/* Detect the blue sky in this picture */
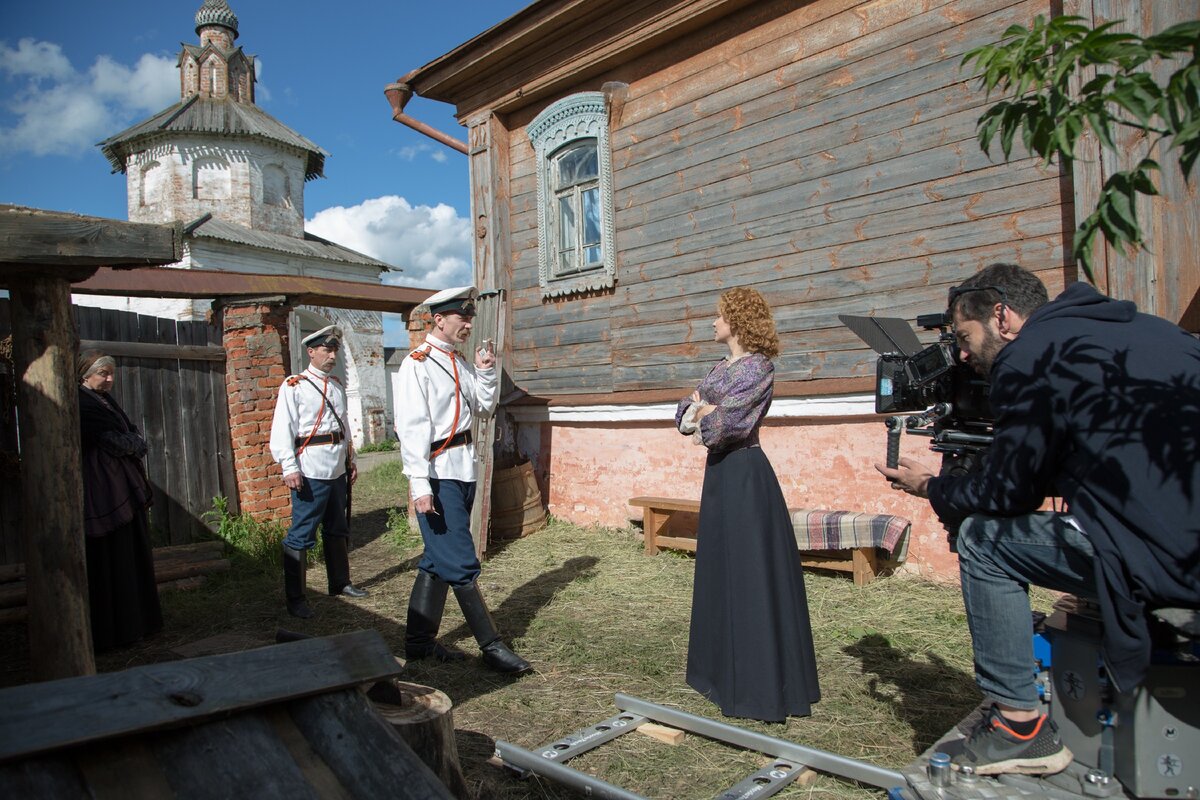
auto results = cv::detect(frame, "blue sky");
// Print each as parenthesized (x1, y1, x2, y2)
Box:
(0, 0, 530, 342)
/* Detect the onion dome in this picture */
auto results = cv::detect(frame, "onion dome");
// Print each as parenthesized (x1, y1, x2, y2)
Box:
(194, 0, 239, 39)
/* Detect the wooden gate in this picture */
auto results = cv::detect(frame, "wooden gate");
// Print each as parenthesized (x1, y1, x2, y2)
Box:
(0, 301, 236, 561)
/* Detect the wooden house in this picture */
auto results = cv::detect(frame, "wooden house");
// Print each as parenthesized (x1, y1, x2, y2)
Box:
(396, 0, 1199, 577)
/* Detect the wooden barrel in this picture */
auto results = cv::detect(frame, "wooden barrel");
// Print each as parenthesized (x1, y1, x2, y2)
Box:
(490, 461, 547, 541)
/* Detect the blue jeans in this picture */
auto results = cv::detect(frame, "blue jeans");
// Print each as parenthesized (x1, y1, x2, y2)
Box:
(283, 475, 349, 550)
(957, 512, 1097, 710)
(416, 478, 481, 587)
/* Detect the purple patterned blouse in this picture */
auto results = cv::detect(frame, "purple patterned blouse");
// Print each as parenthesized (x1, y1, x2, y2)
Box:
(675, 353, 775, 452)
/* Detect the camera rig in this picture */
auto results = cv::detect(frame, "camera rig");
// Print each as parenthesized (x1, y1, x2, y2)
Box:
(839, 312, 993, 475)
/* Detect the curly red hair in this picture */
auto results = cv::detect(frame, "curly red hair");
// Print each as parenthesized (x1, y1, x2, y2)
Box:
(719, 287, 780, 358)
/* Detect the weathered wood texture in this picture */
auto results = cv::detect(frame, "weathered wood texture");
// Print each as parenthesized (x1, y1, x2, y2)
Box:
(0, 205, 181, 268)
(0, 542, 229, 625)
(6, 277, 95, 681)
(0, 631, 452, 799)
(0, 300, 235, 561)
(493, 0, 1076, 397)
(373, 680, 470, 799)
(1065, 0, 1200, 331)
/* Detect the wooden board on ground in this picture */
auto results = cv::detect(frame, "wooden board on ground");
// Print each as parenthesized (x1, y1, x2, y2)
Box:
(0, 630, 452, 799)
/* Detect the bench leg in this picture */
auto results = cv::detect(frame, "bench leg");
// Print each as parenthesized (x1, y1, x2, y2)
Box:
(644, 509, 665, 556)
(851, 547, 878, 587)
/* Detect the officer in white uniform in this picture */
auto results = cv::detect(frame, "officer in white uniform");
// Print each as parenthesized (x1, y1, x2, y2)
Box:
(270, 325, 368, 618)
(397, 286, 530, 674)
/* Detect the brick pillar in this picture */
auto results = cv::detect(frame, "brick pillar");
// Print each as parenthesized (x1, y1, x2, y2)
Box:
(221, 297, 293, 522)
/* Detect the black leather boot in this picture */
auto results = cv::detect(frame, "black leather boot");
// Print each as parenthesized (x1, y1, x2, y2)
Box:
(282, 544, 314, 619)
(454, 581, 531, 674)
(323, 535, 368, 597)
(405, 571, 464, 662)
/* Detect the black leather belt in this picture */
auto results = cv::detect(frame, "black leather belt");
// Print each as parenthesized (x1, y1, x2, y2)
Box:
(296, 431, 343, 447)
(431, 430, 472, 452)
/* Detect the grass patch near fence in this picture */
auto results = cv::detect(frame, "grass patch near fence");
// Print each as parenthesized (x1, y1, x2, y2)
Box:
(0, 459, 1056, 799)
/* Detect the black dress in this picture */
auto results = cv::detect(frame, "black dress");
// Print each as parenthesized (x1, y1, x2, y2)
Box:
(79, 387, 162, 652)
(676, 354, 820, 722)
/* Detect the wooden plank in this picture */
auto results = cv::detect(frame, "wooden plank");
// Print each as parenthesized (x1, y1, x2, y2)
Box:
(629, 496, 700, 512)
(155, 320, 192, 544)
(0, 205, 180, 267)
(287, 687, 455, 798)
(154, 711, 321, 800)
(137, 314, 170, 540)
(8, 275, 94, 681)
(177, 322, 206, 540)
(265, 707, 355, 800)
(0, 753, 89, 797)
(79, 339, 225, 361)
(0, 629, 402, 762)
(637, 722, 686, 745)
(208, 312, 240, 515)
(74, 738, 175, 800)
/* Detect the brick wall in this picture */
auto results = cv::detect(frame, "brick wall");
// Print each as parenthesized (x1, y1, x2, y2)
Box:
(222, 299, 292, 521)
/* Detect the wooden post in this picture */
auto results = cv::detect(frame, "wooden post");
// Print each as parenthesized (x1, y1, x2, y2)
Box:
(8, 274, 96, 680)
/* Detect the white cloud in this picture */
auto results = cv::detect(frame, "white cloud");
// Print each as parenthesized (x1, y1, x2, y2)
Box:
(0, 38, 72, 81)
(306, 195, 472, 289)
(394, 141, 451, 164)
(0, 39, 177, 157)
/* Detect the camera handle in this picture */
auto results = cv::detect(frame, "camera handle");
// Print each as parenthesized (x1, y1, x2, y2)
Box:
(885, 416, 904, 468)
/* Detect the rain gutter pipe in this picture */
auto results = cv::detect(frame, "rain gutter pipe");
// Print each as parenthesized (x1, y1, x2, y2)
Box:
(383, 72, 468, 155)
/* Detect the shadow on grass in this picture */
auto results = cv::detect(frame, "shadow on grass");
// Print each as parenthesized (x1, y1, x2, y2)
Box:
(842, 632, 979, 755)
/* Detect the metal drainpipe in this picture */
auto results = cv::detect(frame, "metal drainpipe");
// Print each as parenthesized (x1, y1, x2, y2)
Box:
(383, 77, 468, 155)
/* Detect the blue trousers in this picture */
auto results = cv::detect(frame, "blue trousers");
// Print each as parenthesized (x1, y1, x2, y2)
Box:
(957, 512, 1098, 710)
(283, 475, 349, 550)
(415, 478, 481, 587)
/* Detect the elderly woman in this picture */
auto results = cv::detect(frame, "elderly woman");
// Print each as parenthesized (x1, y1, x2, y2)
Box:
(675, 288, 820, 722)
(78, 350, 162, 651)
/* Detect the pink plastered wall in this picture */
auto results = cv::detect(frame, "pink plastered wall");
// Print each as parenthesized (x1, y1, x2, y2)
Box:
(528, 417, 961, 581)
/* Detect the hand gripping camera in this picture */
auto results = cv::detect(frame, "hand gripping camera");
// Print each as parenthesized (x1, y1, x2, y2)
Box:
(840, 312, 993, 476)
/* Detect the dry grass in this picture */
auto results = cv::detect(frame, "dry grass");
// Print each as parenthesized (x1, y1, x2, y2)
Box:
(0, 459, 1052, 799)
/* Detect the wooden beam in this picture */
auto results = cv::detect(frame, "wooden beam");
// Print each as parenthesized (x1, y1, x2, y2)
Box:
(79, 340, 226, 362)
(7, 274, 96, 681)
(73, 267, 433, 314)
(0, 629, 402, 762)
(0, 205, 181, 268)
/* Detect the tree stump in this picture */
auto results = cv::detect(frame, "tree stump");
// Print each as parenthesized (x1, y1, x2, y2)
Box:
(371, 680, 470, 799)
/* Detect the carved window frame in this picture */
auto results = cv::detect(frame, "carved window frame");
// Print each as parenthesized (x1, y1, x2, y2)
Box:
(527, 92, 616, 298)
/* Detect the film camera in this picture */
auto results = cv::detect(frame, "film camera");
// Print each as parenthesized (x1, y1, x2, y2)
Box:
(839, 311, 993, 476)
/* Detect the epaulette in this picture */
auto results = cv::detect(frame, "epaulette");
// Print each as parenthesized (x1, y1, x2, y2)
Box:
(409, 345, 432, 362)
(286, 375, 301, 387)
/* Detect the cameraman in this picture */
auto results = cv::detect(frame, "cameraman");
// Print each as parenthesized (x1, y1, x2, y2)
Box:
(876, 263, 1200, 777)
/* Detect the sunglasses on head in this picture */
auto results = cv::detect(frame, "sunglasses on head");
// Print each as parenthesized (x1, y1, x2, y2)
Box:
(947, 284, 1007, 308)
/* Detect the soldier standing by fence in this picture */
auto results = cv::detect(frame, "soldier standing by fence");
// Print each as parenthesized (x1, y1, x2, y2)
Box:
(269, 325, 368, 619)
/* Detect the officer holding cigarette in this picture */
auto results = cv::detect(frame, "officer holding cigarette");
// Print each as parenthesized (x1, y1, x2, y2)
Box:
(396, 286, 530, 674)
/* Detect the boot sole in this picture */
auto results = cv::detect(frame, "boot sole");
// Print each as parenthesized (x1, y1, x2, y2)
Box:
(960, 746, 1074, 776)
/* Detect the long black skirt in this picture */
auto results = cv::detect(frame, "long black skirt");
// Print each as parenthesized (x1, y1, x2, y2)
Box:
(686, 445, 820, 722)
(85, 510, 163, 652)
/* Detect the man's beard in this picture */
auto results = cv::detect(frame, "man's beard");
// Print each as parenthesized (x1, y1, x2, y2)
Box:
(972, 328, 1007, 376)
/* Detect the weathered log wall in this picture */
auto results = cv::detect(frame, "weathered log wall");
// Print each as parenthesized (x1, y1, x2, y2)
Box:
(503, 0, 1073, 397)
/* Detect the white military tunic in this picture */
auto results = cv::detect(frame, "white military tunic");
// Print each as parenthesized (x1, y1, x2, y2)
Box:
(270, 366, 353, 480)
(396, 334, 497, 498)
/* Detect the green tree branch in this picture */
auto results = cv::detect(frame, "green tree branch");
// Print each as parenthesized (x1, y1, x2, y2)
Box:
(961, 15, 1199, 281)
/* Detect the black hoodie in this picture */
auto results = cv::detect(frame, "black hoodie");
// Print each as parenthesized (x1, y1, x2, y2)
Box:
(929, 282, 1200, 692)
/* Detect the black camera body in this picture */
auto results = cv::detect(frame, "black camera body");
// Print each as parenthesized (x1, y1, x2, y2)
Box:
(841, 312, 994, 476)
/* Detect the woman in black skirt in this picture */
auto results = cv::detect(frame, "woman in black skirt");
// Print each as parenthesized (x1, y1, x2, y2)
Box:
(675, 288, 820, 722)
(78, 350, 162, 652)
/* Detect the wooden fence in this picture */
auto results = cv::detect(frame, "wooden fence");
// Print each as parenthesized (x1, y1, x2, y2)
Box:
(0, 300, 236, 563)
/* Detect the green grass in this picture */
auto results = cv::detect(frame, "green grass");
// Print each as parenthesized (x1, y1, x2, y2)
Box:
(0, 460, 1047, 799)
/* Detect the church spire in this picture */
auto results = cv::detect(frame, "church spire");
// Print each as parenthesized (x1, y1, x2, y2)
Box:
(180, 0, 254, 103)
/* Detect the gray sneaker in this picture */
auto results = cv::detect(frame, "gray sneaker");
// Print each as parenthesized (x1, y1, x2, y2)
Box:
(952, 705, 1073, 776)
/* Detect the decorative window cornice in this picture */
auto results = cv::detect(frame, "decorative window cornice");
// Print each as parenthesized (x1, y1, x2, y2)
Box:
(527, 92, 616, 299)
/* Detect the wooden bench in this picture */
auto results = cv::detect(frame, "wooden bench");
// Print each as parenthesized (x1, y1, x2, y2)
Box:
(629, 496, 898, 587)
